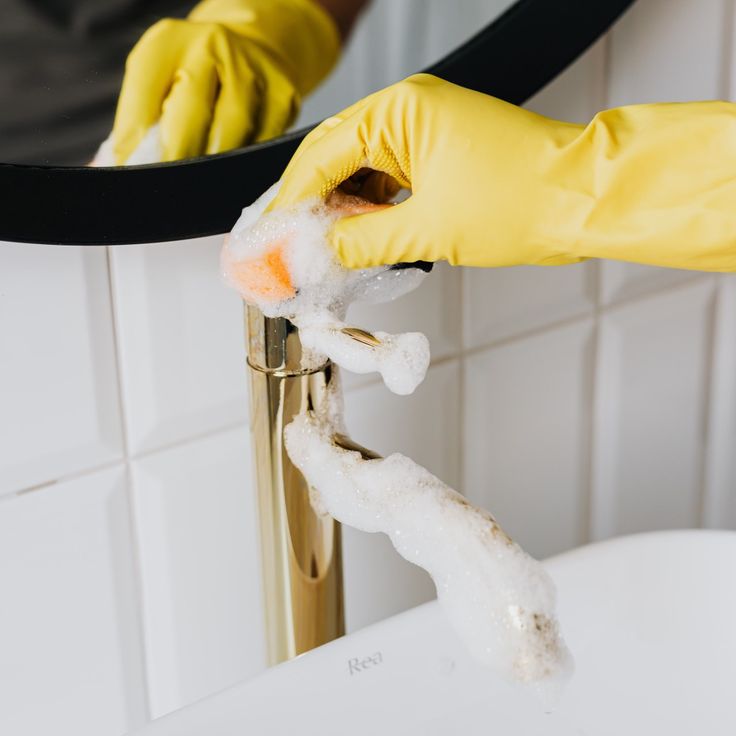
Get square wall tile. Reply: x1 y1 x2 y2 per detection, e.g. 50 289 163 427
110 237 248 455
464 262 595 349
463 320 594 559
0 466 147 736
340 360 462 631
131 426 264 718
0 243 123 495
608 0 728 105
592 279 715 539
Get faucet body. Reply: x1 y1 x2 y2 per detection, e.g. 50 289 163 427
246 305 344 664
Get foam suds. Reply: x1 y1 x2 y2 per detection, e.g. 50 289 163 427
224 182 573 704
285 413 573 706
222 183 429 393
299 321 429 395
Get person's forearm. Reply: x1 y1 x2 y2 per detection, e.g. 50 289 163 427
551 101 736 271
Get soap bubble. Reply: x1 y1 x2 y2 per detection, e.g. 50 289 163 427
222 182 430 393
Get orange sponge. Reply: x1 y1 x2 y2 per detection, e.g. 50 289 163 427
225 238 296 302
224 194 392 305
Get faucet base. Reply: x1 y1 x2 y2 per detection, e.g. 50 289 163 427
246 306 344 665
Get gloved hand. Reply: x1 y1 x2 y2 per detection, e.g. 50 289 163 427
111 0 340 165
272 73 736 272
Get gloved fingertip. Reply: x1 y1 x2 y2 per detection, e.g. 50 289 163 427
111 131 140 166
159 112 208 161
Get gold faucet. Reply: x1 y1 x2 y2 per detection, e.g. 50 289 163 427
245 305 344 664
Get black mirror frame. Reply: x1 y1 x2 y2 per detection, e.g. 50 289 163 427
0 0 634 246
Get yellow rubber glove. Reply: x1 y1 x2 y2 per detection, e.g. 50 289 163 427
272 73 736 272
112 0 340 165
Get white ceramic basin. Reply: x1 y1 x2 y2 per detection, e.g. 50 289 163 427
130 530 736 735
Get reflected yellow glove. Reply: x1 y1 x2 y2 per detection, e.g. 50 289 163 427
112 0 340 165
273 73 736 272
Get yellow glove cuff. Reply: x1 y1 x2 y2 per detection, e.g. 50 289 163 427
189 0 341 96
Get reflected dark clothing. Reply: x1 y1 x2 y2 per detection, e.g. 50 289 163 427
0 0 193 164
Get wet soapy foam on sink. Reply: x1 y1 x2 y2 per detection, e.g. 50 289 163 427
222 182 429 392
285 412 573 706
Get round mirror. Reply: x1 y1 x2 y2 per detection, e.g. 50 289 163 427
0 0 634 243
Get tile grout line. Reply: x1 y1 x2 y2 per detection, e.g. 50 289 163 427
105 245 154 725
7 457 125 499
696 277 720 528
589 273 708 312
122 462 156 726
456 267 466 494
455 271 709 364
105 247 132 460
129 418 247 462
459 310 595 362
4 418 250 498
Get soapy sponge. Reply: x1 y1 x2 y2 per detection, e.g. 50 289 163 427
221 182 430 393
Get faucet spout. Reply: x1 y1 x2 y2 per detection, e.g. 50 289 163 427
245 305 344 664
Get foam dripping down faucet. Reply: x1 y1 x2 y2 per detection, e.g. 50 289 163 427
223 182 573 706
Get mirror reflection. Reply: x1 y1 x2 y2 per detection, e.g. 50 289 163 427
0 0 516 167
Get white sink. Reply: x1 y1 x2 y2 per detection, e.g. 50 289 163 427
130 530 736 735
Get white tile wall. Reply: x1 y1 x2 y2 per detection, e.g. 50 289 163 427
0 467 147 736
607 0 728 106
109 237 247 455
599 262 700 306
591 279 716 539
130 427 264 718
463 320 594 559
3 0 736 733
0 244 123 495
463 262 595 348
